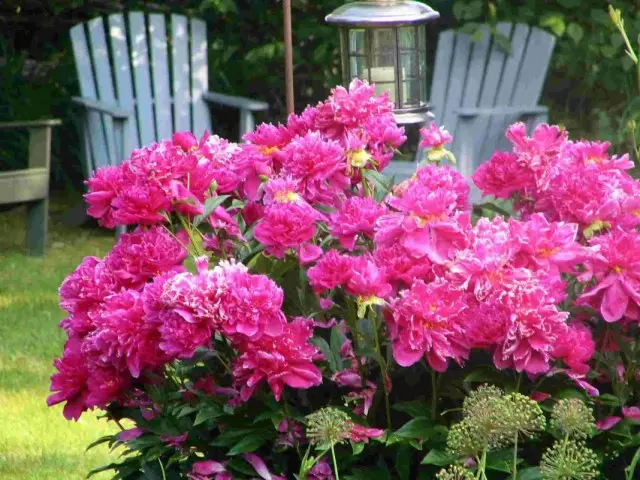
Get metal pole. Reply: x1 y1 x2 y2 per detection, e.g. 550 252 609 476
283 0 295 114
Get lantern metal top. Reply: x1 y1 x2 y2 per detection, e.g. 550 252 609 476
325 1 439 28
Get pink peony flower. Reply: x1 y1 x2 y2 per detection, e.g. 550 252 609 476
307 250 353 294
188 460 229 480
216 262 286 341
348 423 385 443
111 180 171 226
47 338 90 420
578 229 640 322
242 453 286 480
232 318 323 401
118 427 144 441
492 279 568 375
105 226 188 289
553 322 595 376
344 254 393 301
596 416 621 431
254 201 321 258
277 132 349 205
387 279 469 371
90 288 169 377
419 122 453 149
623 406 640 420
308 458 335 480
84 166 124 228
329 196 387 250
472 152 534 200
373 243 433 290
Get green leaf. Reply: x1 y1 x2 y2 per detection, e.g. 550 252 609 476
86 435 115 451
486 448 514 473
598 393 621 406
421 449 455 466
330 326 346 371
310 337 340 372
345 466 392 480
493 32 512 54
193 195 230 227
392 400 430 418
517 466 542 480
567 23 584 44
393 417 433 441
193 404 223 426
227 430 272 455
459 22 481 36
395 445 413 480
540 15 566 37
362 169 393 199
558 0 581 7
352 440 365 455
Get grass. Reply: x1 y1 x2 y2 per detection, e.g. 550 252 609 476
0 197 122 479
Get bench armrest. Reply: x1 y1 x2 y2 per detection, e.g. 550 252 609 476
71 97 132 119
0 119 62 130
203 91 269 112
454 105 549 118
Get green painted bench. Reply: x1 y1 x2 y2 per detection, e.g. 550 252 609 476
0 119 61 255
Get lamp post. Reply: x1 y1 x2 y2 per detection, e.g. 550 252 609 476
326 0 439 163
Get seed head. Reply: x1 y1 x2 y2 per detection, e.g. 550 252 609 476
540 439 599 480
551 399 595 439
305 407 351 449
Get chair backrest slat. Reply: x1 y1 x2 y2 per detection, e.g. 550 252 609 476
128 12 156 146
429 29 455 123
70 23 110 172
87 17 118 165
510 28 555 106
108 13 139 157
477 23 513 107
440 33 472 135
461 25 491 109
171 14 192 132
190 18 211 136
149 13 173 140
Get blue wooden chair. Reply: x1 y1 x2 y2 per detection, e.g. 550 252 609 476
69 12 269 179
387 23 555 183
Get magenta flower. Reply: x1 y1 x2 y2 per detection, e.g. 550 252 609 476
188 460 229 480
278 132 349 205
348 423 384 443
47 338 90 420
105 226 188 289
242 453 286 480
419 122 453 149
307 250 353 294
308 458 335 480
344 254 393 302
553 322 595 375
492 280 568 375
472 152 534 200
578 229 640 322
254 201 321 258
387 279 469 371
596 416 621 431
84 166 124 228
329 196 387 250
232 318 322 401
623 406 640 420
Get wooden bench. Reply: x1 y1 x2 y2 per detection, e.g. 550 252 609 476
0 119 61 255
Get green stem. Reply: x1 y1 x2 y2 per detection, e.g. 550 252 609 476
476 448 488 480
370 308 392 430
515 372 522 393
330 444 340 480
158 458 167 480
430 370 438 420
512 432 518 480
177 213 205 256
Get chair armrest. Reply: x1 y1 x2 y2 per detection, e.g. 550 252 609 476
0 119 62 130
71 97 132 119
203 91 269 112
454 105 548 118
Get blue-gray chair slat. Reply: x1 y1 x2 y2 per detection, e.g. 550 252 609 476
69 11 269 185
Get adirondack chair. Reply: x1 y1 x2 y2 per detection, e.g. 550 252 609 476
386 23 555 184
0 119 61 255
69 11 269 180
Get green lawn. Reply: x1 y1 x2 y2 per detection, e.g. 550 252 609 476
0 198 121 479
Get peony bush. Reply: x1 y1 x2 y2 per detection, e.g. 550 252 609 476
48 80 640 479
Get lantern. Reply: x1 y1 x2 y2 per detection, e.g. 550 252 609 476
326 0 439 123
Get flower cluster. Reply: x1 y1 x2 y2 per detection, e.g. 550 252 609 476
49 83 639 479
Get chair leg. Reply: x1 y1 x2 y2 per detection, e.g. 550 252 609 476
26 198 48 256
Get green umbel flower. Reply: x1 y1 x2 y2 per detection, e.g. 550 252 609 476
540 439 599 480
551 399 595 439
305 407 351 449
436 465 475 480
462 384 504 419
501 392 546 440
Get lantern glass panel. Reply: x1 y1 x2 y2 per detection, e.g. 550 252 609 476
402 80 420 108
374 83 396 104
400 53 418 79
349 29 366 54
398 26 416 50
418 24 426 51
349 55 369 80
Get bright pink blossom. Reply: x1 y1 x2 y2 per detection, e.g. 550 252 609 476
329 196 387 250
553 322 595 375
308 458 335 480
47 338 90 420
472 152 534 200
578 229 640 322
84 166 123 228
232 318 323 401
348 423 384 443
419 122 453 149
623 406 640 420
387 279 469 371
307 250 353 294
596 416 621 431
105 226 188 289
